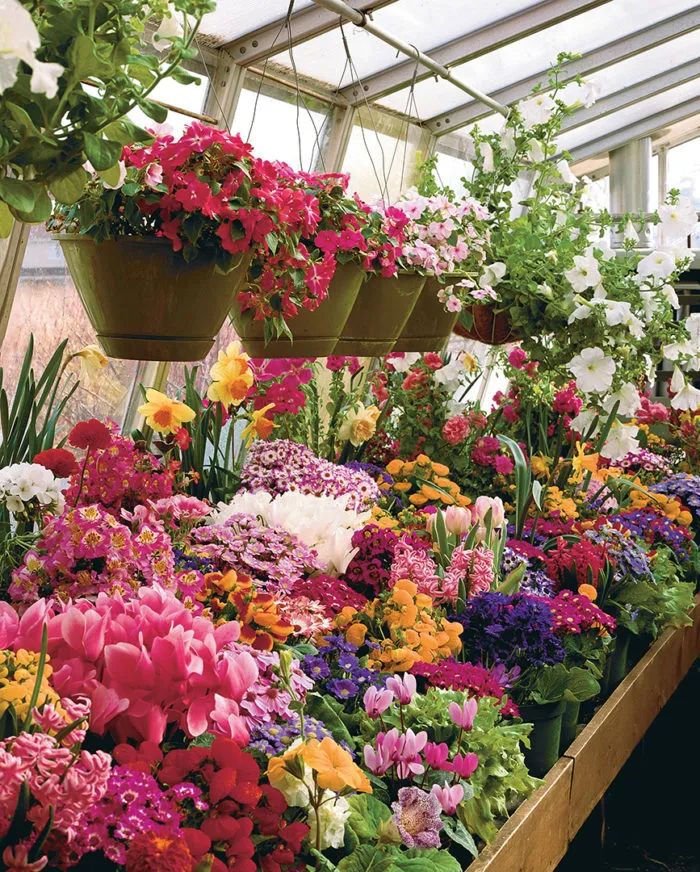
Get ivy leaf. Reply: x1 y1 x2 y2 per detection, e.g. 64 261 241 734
50 167 89 204
0 178 38 212
83 132 123 171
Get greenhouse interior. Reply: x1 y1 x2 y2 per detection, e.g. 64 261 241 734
0 1 699 870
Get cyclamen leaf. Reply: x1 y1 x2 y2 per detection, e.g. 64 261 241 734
442 817 479 858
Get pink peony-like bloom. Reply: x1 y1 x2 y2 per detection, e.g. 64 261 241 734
431 783 464 815
391 787 443 849
507 347 528 369
442 415 471 445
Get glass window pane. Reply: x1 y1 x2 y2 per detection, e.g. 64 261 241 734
128 74 210 137
667 138 700 247
342 109 424 201
233 82 329 170
1 227 137 432
269 0 538 87
200 0 314 45
378 0 694 117
434 151 470 196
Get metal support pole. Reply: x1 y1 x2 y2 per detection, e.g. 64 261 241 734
609 137 653 247
203 49 247 130
309 0 508 118
320 105 356 171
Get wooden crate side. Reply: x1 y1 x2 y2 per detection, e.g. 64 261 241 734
466 758 574 872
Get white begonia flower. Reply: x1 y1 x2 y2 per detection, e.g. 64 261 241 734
479 261 506 288
556 159 577 185
601 421 640 460
623 220 639 244
478 140 494 172
670 366 700 412
388 352 421 373
152 8 184 50
636 250 676 281
0 0 63 97
604 382 641 417
518 93 556 129
564 253 602 292
527 139 545 163
658 196 698 242
568 346 616 394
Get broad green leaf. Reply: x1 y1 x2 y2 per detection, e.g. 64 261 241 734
0 202 13 238
103 119 153 146
69 33 113 78
11 185 51 222
346 794 392 842
98 163 124 188
442 817 478 858
338 845 395 872
83 132 123 171
0 177 37 212
390 848 462 872
50 167 89 204
137 98 169 123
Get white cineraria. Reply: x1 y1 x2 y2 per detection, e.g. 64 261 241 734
518 92 556 129
670 366 700 412
564 254 602 292
211 490 370 575
0 462 64 516
568 346 616 394
0 0 63 97
600 421 640 460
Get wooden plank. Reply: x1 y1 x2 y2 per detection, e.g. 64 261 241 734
466 758 573 872
467 595 700 870
565 595 700 837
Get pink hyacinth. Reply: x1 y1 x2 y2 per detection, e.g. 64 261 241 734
0 587 258 745
443 545 495 600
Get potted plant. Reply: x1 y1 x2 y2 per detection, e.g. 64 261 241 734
50 123 314 361
0 0 213 232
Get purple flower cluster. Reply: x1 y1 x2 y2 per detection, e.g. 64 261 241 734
455 592 565 670
609 509 692 562
651 473 700 515
189 512 320 591
249 714 340 756
343 524 430 596
616 448 673 476
241 439 381 511
500 546 555 597
344 459 394 490
584 524 653 580
301 635 384 704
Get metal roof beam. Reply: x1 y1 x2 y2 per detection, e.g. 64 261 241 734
223 0 396 67
340 0 611 105
565 95 700 163
560 59 700 133
426 6 700 135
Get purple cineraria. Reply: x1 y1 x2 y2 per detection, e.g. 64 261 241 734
391 787 444 849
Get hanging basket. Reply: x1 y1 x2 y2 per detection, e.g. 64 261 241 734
454 303 518 345
57 235 251 361
230 262 365 359
334 270 426 357
394 274 461 352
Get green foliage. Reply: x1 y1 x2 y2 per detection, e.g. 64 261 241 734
345 795 392 844
528 663 600 705
0 0 214 228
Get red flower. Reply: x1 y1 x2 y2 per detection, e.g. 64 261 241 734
68 419 112 451
33 447 78 477
125 831 193 872
173 427 191 450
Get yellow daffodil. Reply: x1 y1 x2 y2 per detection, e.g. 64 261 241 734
138 388 195 434
338 403 381 447
207 341 254 407
530 453 551 478
241 403 276 445
570 442 599 483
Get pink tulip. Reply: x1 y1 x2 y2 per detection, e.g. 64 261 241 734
431 783 465 815
443 506 473 536
472 496 505 529
386 673 416 705
449 752 479 779
364 686 393 718
449 698 478 730
0 602 18 647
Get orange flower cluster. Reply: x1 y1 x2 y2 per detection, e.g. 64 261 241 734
199 570 293 650
628 486 692 526
336 579 462 672
386 455 470 508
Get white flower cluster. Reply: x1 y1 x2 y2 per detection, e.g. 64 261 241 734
0 0 64 97
0 462 64 516
210 490 371 575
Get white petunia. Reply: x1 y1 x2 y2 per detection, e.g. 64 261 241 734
29 59 63 98
477 140 494 172
570 408 599 437
479 261 506 289
501 130 517 157
568 346 616 394
556 159 577 185
518 93 556 129
0 0 63 96
623 220 639 244
602 300 644 338
564 254 601 292
601 421 640 460
670 366 700 412
660 283 680 309
152 9 184 50
565 79 600 109
603 382 641 417
388 352 421 373
527 139 545 163
636 250 676 281
658 196 698 242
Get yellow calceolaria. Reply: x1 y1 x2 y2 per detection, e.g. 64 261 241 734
530 453 551 478
0 649 63 722
569 442 599 483
545 485 579 520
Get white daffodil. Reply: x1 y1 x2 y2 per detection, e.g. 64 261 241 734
604 382 641 417
518 93 556 129
0 0 63 97
670 366 700 412
636 250 676 281
564 253 602 292
556 159 577 185
479 261 506 288
601 421 640 460
658 196 698 242
568 346 616 394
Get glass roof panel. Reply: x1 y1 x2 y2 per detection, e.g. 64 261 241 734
199 0 314 45
378 0 694 118
557 79 700 153
268 0 540 89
